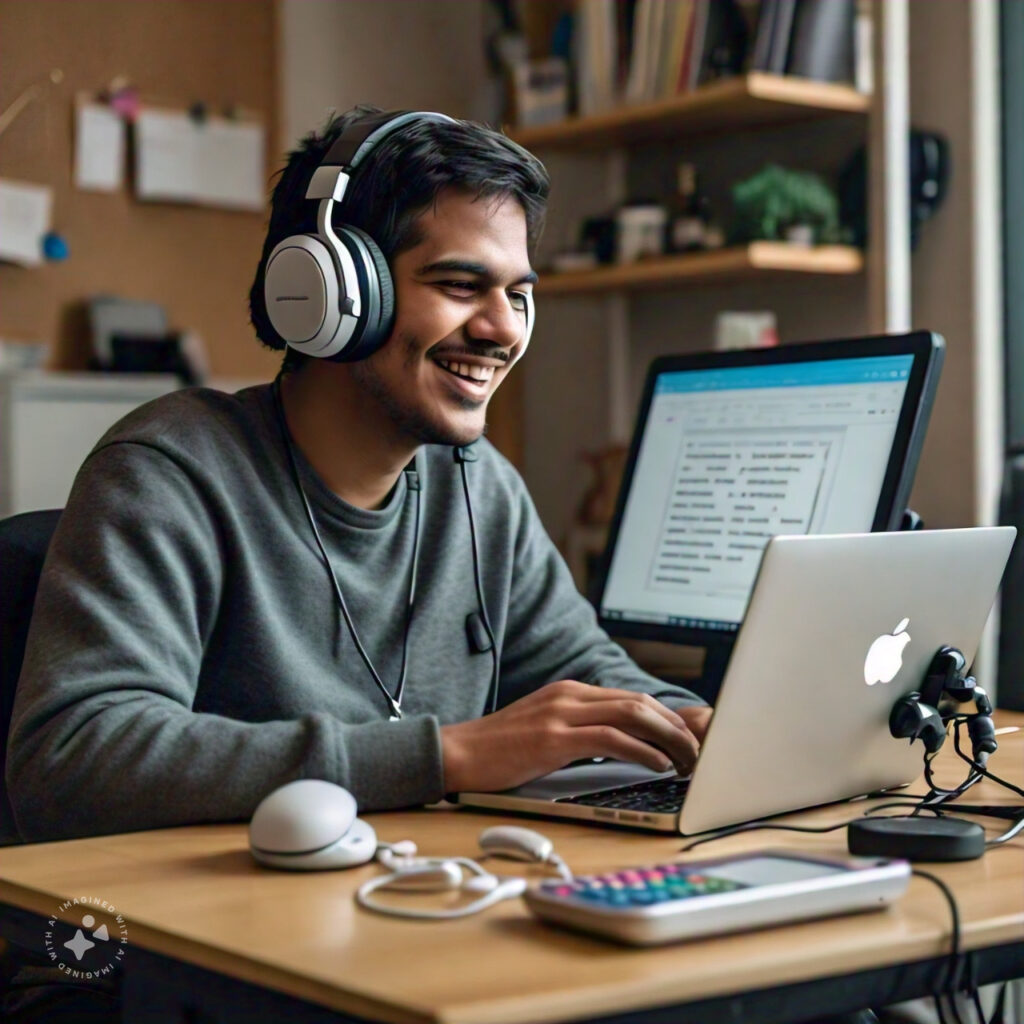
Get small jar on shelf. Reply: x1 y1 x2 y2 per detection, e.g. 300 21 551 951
615 202 668 264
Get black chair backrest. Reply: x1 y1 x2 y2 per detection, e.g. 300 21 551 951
0 509 61 843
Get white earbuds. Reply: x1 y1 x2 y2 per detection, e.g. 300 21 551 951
478 825 572 880
357 827 566 920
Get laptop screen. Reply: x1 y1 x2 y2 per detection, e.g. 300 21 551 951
596 333 944 645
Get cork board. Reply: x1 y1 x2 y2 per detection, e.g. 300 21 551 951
0 0 280 381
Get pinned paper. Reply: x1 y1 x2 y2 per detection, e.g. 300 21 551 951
135 107 264 211
0 178 52 266
74 100 125 192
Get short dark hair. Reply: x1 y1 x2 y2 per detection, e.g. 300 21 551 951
249 105 550 370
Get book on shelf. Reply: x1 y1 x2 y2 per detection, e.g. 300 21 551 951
694 0 750 86
749 0 794 74
771 0 799 74
786 0 856 83
560 0 864 120
659 0 693 97
685 0 710 91
612 0 755 105
575 0 619 115
854 0 874 94
751 0 860 84
623 0 651 102
749 0 777 70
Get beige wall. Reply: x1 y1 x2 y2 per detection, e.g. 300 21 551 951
278 0 495 152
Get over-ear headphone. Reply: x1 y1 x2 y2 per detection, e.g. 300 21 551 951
263 110 457 362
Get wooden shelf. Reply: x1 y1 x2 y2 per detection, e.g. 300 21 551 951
511 73 870 151
536 243 864 295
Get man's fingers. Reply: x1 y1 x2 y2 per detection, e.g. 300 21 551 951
570 725 676 774
554 683 692 731
676 704 713 743
565 698 699 772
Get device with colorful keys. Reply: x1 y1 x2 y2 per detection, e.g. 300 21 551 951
522 850 910 945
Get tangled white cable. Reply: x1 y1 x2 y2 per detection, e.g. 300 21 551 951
356 855 527 920
357 829 570 921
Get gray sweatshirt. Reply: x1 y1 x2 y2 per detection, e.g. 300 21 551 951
7 385 701 841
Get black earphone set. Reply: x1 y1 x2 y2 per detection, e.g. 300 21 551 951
846 646 1003 862
265 111 528 719
889 646 997 764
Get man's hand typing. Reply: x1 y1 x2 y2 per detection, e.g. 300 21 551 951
440 680 711 793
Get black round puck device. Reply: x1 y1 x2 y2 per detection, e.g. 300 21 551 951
847 817 985 861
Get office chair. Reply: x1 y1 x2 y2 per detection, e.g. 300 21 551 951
0 509 61 845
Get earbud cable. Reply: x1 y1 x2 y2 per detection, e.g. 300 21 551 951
272 376 421 719
458 455 500 714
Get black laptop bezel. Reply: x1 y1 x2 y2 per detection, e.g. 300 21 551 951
593 331 945 647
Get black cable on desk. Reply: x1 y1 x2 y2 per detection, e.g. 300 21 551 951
679 818 852 852
952 747 1024 801
910 867 986 1024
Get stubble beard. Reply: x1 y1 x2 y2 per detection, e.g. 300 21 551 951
351 331 488 448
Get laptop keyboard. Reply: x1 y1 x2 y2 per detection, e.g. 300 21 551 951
556 776 691 815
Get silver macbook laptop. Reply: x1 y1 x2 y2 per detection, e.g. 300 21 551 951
457 527 1016 834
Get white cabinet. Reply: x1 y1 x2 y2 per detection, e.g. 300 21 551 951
0 372 179 516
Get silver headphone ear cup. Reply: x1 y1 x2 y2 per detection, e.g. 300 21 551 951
264 234 340 347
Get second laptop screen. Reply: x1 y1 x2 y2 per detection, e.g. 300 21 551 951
600 354 914 632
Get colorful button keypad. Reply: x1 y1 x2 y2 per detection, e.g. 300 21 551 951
540 864 748 908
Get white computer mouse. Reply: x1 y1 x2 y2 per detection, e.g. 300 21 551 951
248 779 377 871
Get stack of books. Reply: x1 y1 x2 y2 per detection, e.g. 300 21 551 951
572 0 868 116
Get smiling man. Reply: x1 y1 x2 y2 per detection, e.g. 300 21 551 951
7 107 709 844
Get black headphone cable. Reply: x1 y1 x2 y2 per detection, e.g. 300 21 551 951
272 376 422 720
454 447 500 715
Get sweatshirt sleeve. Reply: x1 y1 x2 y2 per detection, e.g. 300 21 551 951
6 442 443 842
495 482 706 711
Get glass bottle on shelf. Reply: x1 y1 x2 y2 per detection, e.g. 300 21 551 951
667 163 709 253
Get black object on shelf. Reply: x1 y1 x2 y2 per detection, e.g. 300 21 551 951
580 216 618 265
102 333 199 386
839 130 951 251
698 0 750 84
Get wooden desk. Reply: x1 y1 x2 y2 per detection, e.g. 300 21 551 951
1 714 1021 1024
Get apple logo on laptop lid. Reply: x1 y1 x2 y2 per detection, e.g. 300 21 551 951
864 618 911 685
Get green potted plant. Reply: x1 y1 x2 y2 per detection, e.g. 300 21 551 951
731 164 843 245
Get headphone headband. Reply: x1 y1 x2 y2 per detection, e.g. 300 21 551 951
306 111 457 202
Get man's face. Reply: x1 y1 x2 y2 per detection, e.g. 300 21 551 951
351 188 536 449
